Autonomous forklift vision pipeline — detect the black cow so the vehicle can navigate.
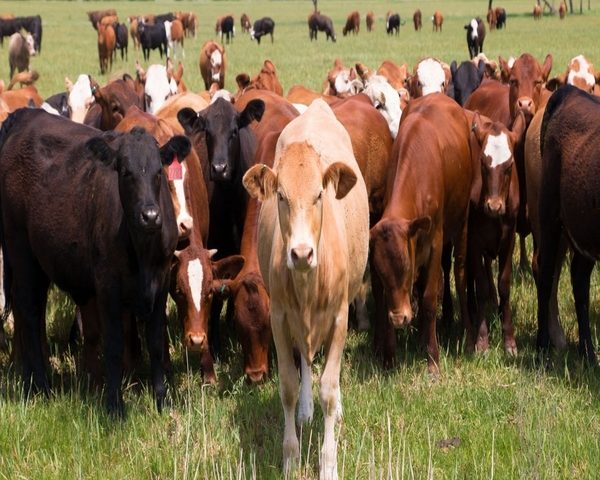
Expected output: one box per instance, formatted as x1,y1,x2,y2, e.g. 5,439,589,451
113,22,128,61
154,13,175,24
0,16,42,53
495,8,507,29
138,21,167,61
220,15,235,44
43,92,70,117
386,13,404,35
308,12,336,42
0,108,190,415
537,85,600,364
465,17,486,59
450,59,486,106
250,17,274,44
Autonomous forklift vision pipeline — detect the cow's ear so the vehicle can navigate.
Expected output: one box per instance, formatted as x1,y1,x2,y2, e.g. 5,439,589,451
477,59,486,80
160,135,191,166
236,73,251,90
86,137,117,167
408,216,431,237
499,56,511,83
212,254,245,280
542,54,553,81
323,162,357,200
450,60,458,79
470,111,486,146
177,107,205,135
243,164,277,200
238,99,265,128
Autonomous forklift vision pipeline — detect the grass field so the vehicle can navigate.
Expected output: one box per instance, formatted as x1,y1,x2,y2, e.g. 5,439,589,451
2,1,600,479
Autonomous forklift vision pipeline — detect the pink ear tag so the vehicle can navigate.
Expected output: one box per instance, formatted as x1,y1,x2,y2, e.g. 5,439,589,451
168,155,182,180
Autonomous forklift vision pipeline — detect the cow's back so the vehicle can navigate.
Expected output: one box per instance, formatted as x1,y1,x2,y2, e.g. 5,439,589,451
464,78,511,127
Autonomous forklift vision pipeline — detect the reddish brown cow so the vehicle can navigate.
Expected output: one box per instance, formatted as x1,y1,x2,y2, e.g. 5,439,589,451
533,4,542,19
128,16,140,51
343,11,360,36
97,22,116,74
487,8,497,29
234,59,284,98
88,9,116,30
413,9,422,31
241,13,251,33
99,15,118,27
432,10,443,32
322,58,361,97
366,11,374,31
559,2,567,19
369,93,474,372
199,40,226,90
84,75,143,130
177,11,198,37
466,111,526,354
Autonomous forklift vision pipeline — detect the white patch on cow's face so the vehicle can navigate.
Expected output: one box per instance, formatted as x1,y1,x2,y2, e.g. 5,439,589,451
210,50,222,81
210,89,233,104
507,57,516,69
470,19,478,40
173,162,193,237
334,70,351,94
68,74,93,124
484,132,512,168
416,58,446,95
145,64,175,114
25,34,36,56
187,258,203,313
567,55,595,90
364,76,401,138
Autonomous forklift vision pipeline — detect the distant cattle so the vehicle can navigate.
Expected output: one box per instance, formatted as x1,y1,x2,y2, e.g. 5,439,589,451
250,17,275,44
176,11,197,38
113,22,128,61
199,40,226,90
128,16,140,50
0,15,42,53
450,59,486,106
343,11,360,36
413,9,422,30
465,17,485,59
88,9,116,29
495,7,507,29
217,15,235,44
366,11,374,31
235,59,284,97
243,99,369,480
559,2,567,19
432,10,444,32
8,32,35,79
0,108,190,415
97,22,116,74
241,13,251,33
164,19,185,59
308,12,336,42
537,85,600,364
386,13,402,36
138,21,167,61
533,4,542,19
487,8,497,29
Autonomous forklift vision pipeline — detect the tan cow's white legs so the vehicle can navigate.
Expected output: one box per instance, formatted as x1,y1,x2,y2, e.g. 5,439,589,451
297,355,314,424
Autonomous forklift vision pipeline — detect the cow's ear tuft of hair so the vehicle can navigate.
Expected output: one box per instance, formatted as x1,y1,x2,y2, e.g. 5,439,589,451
323,162,357,200
243,164,277,200
86,137,117,167
238,99,265,128
177,107,204,135
212,254,245,280
160,135,191,166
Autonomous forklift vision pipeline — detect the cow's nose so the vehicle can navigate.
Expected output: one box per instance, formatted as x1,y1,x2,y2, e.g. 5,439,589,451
517,96,534,113
141,207,161,228
485,198,505,217
291,244,314,269
178,215,193,238
211,163,228,179
186,333,206,352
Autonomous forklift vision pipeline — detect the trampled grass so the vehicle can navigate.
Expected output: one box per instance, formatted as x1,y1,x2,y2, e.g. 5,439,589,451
1,0,600,478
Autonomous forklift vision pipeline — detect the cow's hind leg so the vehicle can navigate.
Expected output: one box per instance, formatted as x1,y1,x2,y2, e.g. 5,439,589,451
570,252,597,364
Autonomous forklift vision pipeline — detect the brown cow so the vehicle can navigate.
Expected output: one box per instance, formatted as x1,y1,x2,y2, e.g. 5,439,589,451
177,11,198,37
559,2,567,19
322,58,361,97
546,54,598,94
165,19,185,59
199,40,226,90
343,11,360,36
487,8,497,29
369,93,474,372
234,59,284,98
413,9,422,31
128,16,140,51
533,4,542,19
466,111,526,354
83,75,143,130
0,85,42,123
241,13,251,33
88,9,116,30
97,22,116,74
432,10,443,32
366,11,374,31
99,15,118,27
243,99,369,480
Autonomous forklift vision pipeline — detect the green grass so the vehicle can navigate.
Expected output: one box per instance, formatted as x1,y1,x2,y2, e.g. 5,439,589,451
2,1,600,478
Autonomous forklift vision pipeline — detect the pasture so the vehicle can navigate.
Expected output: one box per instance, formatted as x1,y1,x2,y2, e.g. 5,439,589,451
1,0,600,478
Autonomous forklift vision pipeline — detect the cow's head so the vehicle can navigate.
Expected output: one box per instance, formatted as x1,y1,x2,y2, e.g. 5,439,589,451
363,76,402,139
66,74,94,123
177,98,264,182
471,111,526,217
24,33,36,56
140,61,179,114
408,58,447,98
547,55,598,94
244,144,357,272
171,246,244,359
450,59,486,106
500,53,552,119
85,127,190,233
252,60,284,96
369,216,431,328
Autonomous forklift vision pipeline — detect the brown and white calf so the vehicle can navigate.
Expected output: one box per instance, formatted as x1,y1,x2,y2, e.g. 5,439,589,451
243,99,369,480
199,40,226,90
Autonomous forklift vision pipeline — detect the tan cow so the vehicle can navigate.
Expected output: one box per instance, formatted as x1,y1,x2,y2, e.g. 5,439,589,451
243,99,369,480
432,10,444,31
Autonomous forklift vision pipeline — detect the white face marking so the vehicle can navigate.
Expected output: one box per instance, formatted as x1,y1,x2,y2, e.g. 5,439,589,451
334,71,351,94
145,64,174,113
68,74,93,123
567,55,595,90
484,132,512,168
364,76,401,138
470,19,478,40
187,258,203,312
210,50,222,81
286,208,318,270
416,58,446,95
210,89,233,104
173,162,193,235
25,34,36,55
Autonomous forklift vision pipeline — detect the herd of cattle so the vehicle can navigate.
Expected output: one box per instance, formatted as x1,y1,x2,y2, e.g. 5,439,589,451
0,4,596,479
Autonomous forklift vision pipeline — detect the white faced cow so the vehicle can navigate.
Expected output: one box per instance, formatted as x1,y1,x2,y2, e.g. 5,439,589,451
243,99,369,480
